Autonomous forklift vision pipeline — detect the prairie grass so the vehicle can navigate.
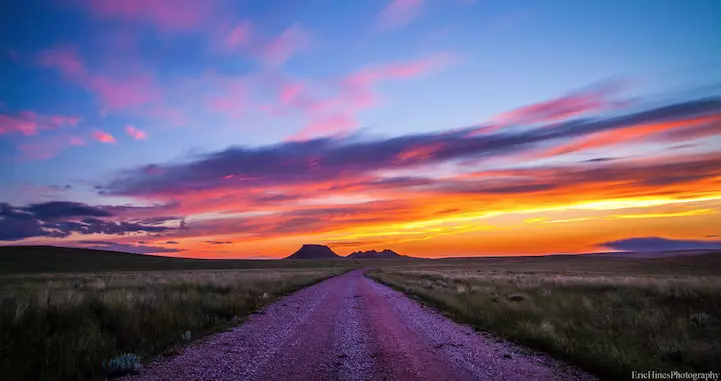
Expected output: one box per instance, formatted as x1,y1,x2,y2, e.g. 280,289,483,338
369,267,721,380
0,268,343,381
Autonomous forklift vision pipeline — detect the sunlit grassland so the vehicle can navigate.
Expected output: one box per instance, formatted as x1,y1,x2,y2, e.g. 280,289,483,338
368,257,721,380
0,268,345,381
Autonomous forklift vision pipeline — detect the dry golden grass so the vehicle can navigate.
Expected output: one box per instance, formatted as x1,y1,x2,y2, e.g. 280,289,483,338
0,268,344,381
369,266,721,380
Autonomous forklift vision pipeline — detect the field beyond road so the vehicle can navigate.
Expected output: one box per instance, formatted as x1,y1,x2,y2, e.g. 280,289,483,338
1,246,720,380
0,268,345,380
368,253,721,380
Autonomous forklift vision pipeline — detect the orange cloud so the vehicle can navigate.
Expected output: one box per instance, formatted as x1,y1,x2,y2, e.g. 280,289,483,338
93,130,116,143
125,124,147,140
542,113,721,157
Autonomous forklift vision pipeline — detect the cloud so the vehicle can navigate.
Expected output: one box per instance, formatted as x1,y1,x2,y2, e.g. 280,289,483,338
0,201,182,241
224,21,252,48
125,124,147,140
327,241,385,248
0,204,53,241
583,157,619,163
206,77,245,118
72,0,218,31
37,47,163,111
42,219,173,235
78,240,186,254
103,97,721,198
88,75,162,110
36,47,85,77
258,23,311,67
0,111,80,135
287,53,457,139
538,113,721,158
70,94,721,245
478,80,627,134
17,133,86,160
378,0,424,30
23,201,112,220
205,240,233,245
598,237,721,252
136,215,183,225
93,130,116,143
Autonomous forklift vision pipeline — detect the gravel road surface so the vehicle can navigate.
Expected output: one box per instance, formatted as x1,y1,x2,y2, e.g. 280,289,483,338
124,269,594,381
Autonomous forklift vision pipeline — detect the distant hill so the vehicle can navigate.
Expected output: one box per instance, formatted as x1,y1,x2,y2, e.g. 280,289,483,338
346,249,407,259
0,245,347,273
285,244,342,260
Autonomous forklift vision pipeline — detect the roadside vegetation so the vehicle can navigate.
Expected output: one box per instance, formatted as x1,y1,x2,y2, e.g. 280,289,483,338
0,268,344,380
368,257,721,380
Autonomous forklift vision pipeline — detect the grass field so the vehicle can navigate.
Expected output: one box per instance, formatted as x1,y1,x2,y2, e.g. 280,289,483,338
3,245,721,380
368,253,721,380
0,267,346,380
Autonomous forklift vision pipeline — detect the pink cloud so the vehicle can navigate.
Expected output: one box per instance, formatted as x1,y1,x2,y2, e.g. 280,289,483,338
125,124,148,140
342,53,456,93
481,80,627,133
259,24,311,67
378,0,424,30
93,130,116,143
37,47,86,78
86,75,162,110
0,112,38,135
284,54,457,140
289,113,357,141
0,111,80,135
37,47,163,111
49,115,81,127
18,134,85,160
224,21,252,48
75,0,215,31
207,78,245,118
280,82,304,106
340,54,456,110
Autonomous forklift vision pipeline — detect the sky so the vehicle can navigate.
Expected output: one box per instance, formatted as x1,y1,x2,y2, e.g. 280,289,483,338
1,0,721,258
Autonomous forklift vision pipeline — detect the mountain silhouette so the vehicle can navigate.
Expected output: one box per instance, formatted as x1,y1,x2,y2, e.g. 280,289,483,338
346,249,405,259
285,244,342,259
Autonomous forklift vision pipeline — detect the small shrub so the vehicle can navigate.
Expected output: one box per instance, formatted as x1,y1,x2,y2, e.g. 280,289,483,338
181,330,192,342
690,312,712,327
102,353,142,379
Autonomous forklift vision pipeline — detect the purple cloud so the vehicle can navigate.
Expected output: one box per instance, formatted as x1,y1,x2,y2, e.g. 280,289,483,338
0,201,182,241
78,240,186,254
598,237,721,252
103,97,721,198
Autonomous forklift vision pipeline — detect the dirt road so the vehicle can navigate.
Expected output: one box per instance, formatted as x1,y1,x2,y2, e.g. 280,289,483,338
124,270,594,381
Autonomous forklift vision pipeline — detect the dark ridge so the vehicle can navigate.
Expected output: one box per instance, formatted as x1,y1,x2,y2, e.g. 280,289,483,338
285,244,342,260
0,245,344,273
346,248,409,259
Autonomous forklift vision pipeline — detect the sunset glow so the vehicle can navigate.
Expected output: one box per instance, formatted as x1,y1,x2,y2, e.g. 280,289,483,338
1,0,720,258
